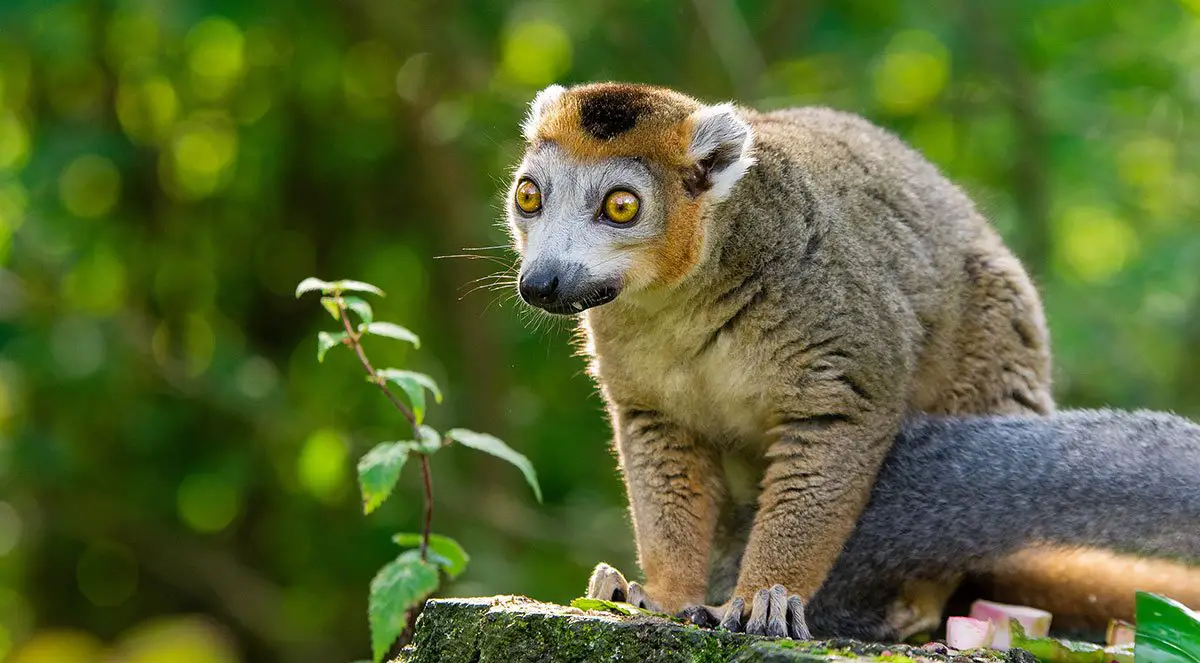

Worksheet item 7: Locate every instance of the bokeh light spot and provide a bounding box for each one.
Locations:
[0,112,31,172]
[50,317,106,379]
[184,313,216,377]
[909,114,957,166]
[1056,205,1139,282]
[872,30,949,115]
[501,20,572,87]
[297,428,348,503]
[235,356,279,400]
[76,541,138,607]
[395,53,428,102]
[6,629,104,663]
[58,155,121,218]
[61,245,127,315]
[424,100,469,144]
[177,473,241,533]
[116,74,179,146]
[1117,135,1175,216]
[164,116,239,200]
[0,501,21,556]
[112,615,239,663]
[1117,135,1174,188]
[186,17,245,100]
[0,181,29,263]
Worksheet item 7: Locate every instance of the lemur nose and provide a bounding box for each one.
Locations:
[520,271,560,306]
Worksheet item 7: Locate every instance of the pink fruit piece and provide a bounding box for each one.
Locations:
[946,616,996,650]
[968,599,1052,650]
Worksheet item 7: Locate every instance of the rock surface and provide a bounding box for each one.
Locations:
[394,596,1035,663]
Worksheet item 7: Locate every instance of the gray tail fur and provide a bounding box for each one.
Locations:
[808,408,1200,640]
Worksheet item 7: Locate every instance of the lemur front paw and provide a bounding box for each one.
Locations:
[678,584,811,640]
[585,562,660,611]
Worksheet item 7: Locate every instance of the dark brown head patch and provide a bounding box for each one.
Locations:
[577,87,649,140]
[529,82,702,167]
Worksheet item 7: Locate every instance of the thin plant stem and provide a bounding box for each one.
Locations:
[420,456,433,558]
[335,292,432,563]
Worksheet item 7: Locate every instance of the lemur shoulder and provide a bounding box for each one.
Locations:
[505,82,1054,637]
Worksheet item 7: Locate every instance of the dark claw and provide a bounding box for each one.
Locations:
[787,595,811,639]
[626,581,659,611]
[679,604,719,628]
[719,596,745,632]
[693,588,810,640]
[745,588,772,635]
[765,585,789,638]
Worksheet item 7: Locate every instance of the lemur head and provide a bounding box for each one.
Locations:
[506,82,755,315]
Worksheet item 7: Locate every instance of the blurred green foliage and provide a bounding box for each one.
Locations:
[1,0,1198,661]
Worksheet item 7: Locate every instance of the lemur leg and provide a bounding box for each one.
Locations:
[724,417,898,634]
[608,407,724,613]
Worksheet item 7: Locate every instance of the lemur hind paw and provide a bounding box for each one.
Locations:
[679,585,811,640]
[585,562,660,611]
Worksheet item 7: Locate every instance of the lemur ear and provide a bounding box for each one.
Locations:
[684,102,755,200]
[521,84,567,141]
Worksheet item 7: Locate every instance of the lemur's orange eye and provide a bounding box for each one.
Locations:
[515,178,542,214]
[602,190,639,224]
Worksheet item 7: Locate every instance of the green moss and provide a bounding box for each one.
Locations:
[397,597,1025,663]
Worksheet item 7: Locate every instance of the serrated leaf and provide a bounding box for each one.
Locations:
[319,297,341,320]
[357,441,417,514]
[393,533,470,580]
[342,296,374,325]
[376,370,440,424]
[359,322,420,348]
[369,550,438,662]
[317,331,348,362]
[295,277,332,298]
[331,279,385,297]
[445,429,542,503]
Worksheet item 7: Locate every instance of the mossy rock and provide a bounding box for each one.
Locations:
[394,596,1036,663]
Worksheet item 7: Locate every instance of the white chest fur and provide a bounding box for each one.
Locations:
[586,308,771,446]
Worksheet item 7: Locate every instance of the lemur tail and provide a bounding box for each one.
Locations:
[886,409,1200,628]
[986,545,1200,630]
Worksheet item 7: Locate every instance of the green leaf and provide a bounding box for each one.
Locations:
[317,331,348,362]
[392,533,470,579]
[295,277,385,298]
[369,550,438,663]
[330,279,385,297]
[319,296,341,320]
[445,429,542,503]
[415,425,442,454]
[1008,620,1138,663]
[360,322,420,348]
[376,370,440,424]
[342,296,374,325]
[1136,591,1200,663]
[295,277,332,298]
[357,441,417,514]
[569,597,672,618]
